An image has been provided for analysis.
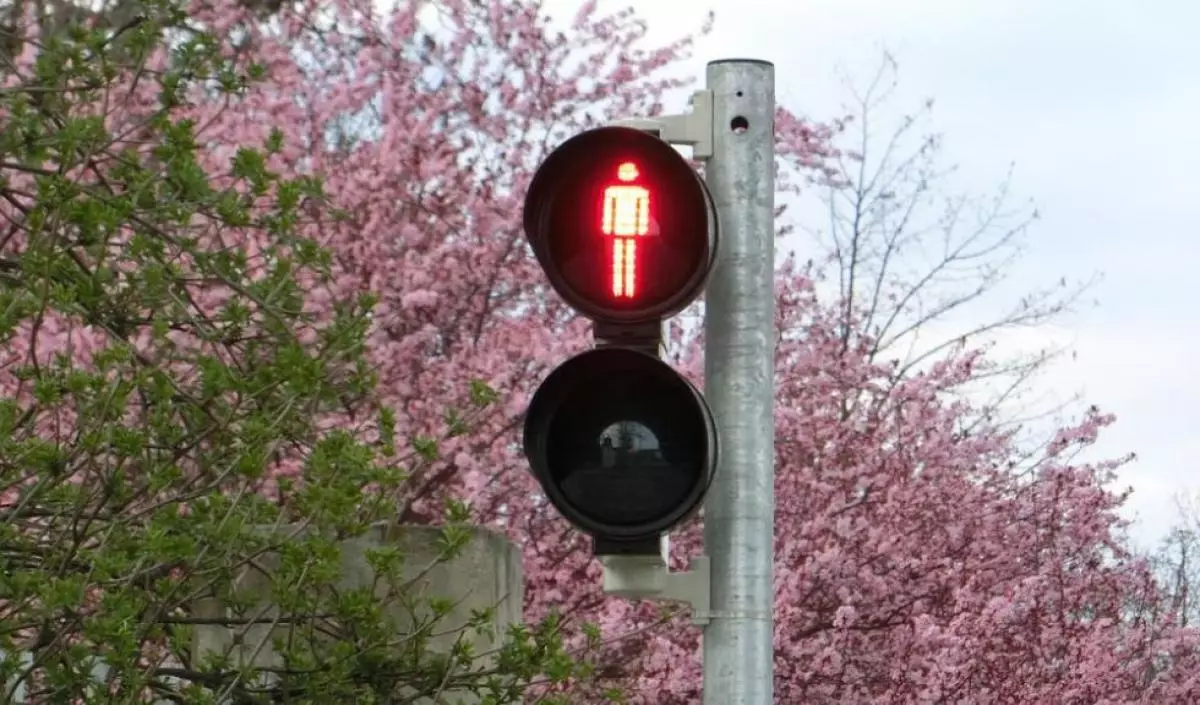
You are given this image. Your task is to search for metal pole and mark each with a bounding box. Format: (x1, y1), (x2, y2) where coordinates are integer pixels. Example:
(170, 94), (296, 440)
(702, 59), (776, 705)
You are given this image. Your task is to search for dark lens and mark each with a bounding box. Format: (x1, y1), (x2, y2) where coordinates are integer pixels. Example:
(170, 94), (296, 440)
(545, 360), (706, 528)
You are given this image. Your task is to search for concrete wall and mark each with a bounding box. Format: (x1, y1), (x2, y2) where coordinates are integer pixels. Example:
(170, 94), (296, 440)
(191, 523), (524, 704)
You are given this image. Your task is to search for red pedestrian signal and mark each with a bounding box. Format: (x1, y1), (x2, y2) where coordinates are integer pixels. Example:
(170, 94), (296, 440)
(602, 161), (650, 299)
(523, 126), (717, 323)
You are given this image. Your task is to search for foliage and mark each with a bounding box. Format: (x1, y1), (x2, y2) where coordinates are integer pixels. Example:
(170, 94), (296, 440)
(0, 1), (608, 701)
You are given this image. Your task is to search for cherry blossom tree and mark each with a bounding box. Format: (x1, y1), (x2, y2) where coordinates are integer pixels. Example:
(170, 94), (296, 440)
(2, 0), (1198, 703)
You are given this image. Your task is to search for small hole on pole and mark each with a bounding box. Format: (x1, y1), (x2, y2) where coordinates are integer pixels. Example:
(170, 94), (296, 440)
(730, 116), (749, 134)
(736, 90), (744, 97)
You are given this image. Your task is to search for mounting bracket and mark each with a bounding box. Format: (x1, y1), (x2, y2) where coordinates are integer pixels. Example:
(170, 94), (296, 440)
(606, 90), (715, 160)
(600, 534), (712, 626)
(592, 319), (663, 358)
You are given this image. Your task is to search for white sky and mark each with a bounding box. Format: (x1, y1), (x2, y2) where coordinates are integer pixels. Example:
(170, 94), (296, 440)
(538, 0), (1199, 550)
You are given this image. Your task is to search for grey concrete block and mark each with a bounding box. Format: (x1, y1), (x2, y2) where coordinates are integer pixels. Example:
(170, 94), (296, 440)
(190, 523), (523, 704)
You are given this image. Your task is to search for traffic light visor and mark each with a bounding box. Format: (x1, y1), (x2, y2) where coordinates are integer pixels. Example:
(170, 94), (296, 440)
(523, 348), (717, 539)
(524, 127), (717, 323)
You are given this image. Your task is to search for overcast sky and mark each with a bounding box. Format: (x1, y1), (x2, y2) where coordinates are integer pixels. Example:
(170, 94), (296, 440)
(547, 0), (1198, 550)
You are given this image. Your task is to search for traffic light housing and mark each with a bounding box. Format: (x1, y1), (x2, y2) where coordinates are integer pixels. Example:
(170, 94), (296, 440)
(523, 348), (717, 541)
(522, 126), (719, 556)
(523, 126), (718, 324)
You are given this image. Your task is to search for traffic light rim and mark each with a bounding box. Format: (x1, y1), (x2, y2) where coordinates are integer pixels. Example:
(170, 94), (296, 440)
(523, 347), (718, 540)
(523, 126), (719, 324)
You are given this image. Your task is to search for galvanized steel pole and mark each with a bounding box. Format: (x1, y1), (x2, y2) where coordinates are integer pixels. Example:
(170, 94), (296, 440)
(701, 59), (777, 705)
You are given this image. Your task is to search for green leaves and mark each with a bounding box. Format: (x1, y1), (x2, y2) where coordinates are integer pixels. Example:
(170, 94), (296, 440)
(0, 0), (613, 702)
(469, 378), (501, 408)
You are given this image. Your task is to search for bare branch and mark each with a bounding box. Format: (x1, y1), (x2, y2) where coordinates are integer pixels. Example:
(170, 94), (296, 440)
(805, 51), (1098, 426)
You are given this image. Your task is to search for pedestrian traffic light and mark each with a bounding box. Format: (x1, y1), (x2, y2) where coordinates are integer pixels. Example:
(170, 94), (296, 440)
(522, 126), (719, 555)
(523, 126), (718, 324)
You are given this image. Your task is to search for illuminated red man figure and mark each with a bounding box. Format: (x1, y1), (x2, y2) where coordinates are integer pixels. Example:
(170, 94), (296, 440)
(601, 161), (652, 298)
